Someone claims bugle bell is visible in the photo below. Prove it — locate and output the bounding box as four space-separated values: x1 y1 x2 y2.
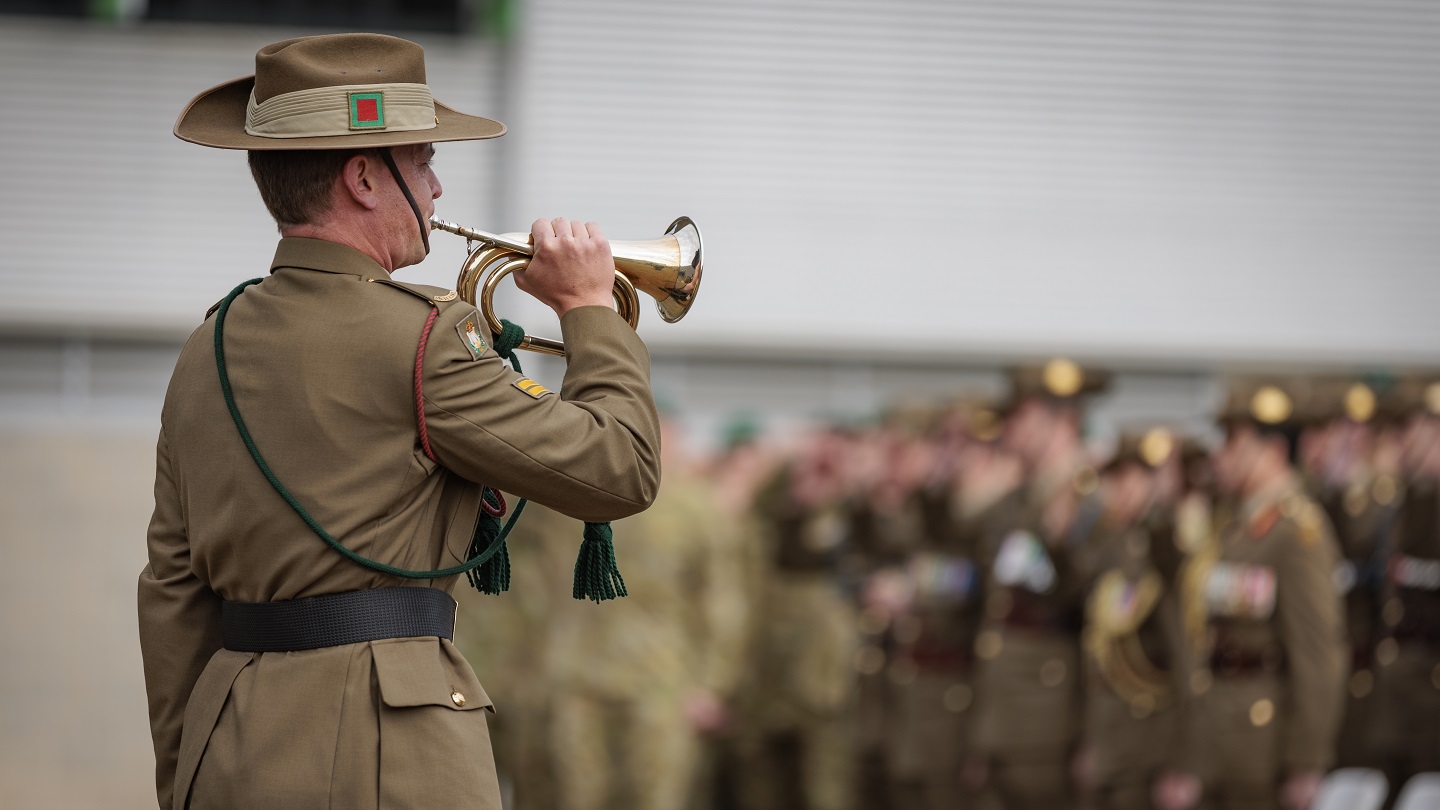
428 216 703 357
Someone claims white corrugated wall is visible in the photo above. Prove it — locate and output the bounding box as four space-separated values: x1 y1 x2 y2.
0 17 503 337
507 0 1440 364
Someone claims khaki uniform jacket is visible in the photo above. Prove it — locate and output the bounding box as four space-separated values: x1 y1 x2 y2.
1184 479 1346 779
1081 519 1200 785
970 470 1105 757
137 238 660 810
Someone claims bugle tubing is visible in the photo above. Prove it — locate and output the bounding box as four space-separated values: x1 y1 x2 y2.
428 216 703 357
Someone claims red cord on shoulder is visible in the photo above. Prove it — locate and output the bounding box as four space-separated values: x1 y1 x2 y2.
414 306 440 464
415 307 505 517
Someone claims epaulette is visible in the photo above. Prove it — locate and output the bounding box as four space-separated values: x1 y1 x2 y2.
1271 493 1325 548
366 277 461 307
1293 498 1326 548
205 297 225 320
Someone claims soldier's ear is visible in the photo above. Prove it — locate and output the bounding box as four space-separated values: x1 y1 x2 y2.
339 151 382 211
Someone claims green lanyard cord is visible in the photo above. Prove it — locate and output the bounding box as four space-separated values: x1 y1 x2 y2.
213 278 518 582
213 278 625 601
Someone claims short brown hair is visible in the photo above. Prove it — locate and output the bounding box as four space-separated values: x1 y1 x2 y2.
247 149 378 228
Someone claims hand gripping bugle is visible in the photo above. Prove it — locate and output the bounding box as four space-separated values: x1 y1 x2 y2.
428 216 704 356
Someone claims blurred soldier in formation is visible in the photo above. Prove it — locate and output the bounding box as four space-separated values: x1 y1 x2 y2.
1374 377 1440 797
693 418 777 810
1296 378 1401 772
1079 428 1203 810
967 358 1111 809
454 504 577 810
541 411 753 810
1177 379 1346 810
884 401 1020 810
845 408 938 808
734 427 860 810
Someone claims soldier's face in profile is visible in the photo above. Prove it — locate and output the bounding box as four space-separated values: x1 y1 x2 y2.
380 143 443 268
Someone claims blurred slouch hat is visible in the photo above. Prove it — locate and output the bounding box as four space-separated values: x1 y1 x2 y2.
1103 426 1180 473
1001 357 1112 413
1217 377 1313 431
1303 376 1390 426
174 33 505 150
1387 375 1440 422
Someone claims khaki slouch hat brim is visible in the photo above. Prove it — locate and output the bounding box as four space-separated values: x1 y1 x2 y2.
175 33 505 150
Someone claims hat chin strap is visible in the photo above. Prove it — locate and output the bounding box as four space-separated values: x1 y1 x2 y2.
380 148 430 256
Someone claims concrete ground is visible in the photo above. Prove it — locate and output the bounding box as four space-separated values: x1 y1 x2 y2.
0 429 159 809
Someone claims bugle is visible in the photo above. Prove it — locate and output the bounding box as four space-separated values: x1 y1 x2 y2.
428 216 703 356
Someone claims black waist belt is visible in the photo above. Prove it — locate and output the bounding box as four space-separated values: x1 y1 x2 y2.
222 588 456 652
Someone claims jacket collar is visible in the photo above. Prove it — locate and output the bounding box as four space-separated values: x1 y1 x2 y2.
270 237 392 281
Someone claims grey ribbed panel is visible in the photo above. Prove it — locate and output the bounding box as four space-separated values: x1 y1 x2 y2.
0 19 503 337
1 7 1437 364
512 0 1440 364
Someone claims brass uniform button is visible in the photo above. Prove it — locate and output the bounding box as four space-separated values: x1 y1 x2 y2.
1039 658 1067 688
1350 669 1374 699
1250 698 1275 727
976 630 1003 660
451 690 466 707
944 683 973 713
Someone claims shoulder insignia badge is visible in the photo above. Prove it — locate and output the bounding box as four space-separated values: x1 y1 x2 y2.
455 315 489 361
434 290 458 302
513 378 554 399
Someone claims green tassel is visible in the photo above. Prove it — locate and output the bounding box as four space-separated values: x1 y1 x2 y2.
465 489 512 595
488 320 628 603
573 521 627 602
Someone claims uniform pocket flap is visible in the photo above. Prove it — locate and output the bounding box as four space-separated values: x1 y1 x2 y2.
371 637 492 711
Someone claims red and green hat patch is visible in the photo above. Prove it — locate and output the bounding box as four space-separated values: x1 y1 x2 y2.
348 91 386 130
